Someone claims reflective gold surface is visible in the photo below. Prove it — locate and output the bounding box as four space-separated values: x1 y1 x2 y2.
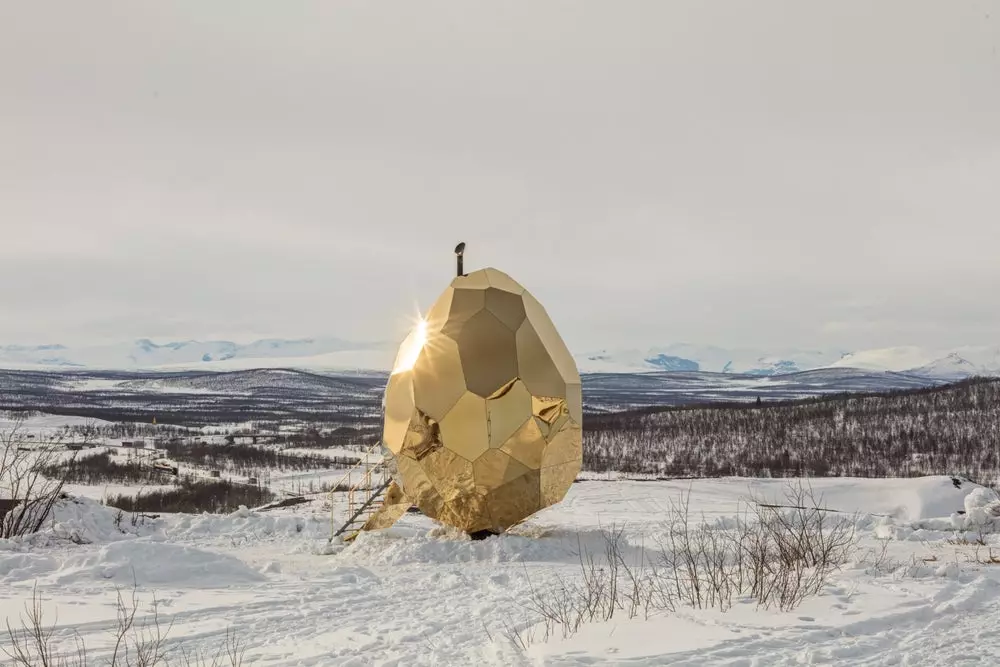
358 481 412 534
381 267 582 534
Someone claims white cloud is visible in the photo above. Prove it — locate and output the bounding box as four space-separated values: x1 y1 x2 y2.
2 1 998 350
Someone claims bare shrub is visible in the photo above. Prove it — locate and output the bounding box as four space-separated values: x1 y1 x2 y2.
161 441 340 476
105 479 275 514
176 628 246 667
654 491 735 611
860 537 899 576
496 611 538 653
1 418 94 539
3 584 86 667
42 452 175 487
743 481 858 610
499 482 859 647
3 583 245 667
971 545 1000 565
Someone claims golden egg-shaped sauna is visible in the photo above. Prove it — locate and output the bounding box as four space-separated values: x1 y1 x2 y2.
363 247 582 537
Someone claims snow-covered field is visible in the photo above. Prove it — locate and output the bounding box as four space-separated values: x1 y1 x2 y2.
0 414 115 439
3 476 1000 665
0 414 368 502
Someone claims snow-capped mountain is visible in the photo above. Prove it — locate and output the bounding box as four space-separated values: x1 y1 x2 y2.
1 339 997 379
578 345 1000 379
0 338 392 371
907 353 982 380
828 347 935 373
578 345 847 376
828 346 1000 378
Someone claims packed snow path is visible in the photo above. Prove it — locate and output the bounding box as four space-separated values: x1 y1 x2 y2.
3 478 1000 665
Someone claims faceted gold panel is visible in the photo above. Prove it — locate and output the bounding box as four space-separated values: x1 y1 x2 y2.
420 447 476 503
473 448 531 489
399 408 442 461
382 371 415 455
532 395 570 440
452 309 518 398
412 334 466 418
487 470 541 531
541 422 583 468
565 383 583 425
484 287 527 331
499 417 546 469
516 321 567 398
454 270 490 290
360 481 412 533
484 267 526 295
522 291 580 385
438 391 489 461
442 288 486 338
532 395 566 425
381 267 582 535
439 492 492 534
487 379 532 448
394 455 445 516
540 461 580 506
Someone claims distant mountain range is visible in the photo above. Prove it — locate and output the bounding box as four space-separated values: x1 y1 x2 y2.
579 344 1000 379
0 338 394 374
1 339 998 380
580 345 844 375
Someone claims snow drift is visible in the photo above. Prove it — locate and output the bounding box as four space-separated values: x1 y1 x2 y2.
52 540 267 587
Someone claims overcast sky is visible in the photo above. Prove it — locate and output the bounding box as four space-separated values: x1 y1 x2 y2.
2 1 998 353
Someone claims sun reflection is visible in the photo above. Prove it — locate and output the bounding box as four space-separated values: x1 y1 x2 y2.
392 318 429 374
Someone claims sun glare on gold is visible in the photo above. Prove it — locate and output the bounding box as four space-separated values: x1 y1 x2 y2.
392 318 428 374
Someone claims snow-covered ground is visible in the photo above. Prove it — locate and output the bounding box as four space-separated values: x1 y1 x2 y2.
0 414 115 439
3 476 1000 665
0 414 368 502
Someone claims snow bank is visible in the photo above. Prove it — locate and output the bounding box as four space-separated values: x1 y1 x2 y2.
743 475 988 521
45 495 159 544
3 535 267 589
963 487 1000 528
1 495 159 547
902 477 990 520
562 476 985 526
0 552 61 584
54 541 267 587
165 505 329 543
3 494 328 556
873 483 1000 540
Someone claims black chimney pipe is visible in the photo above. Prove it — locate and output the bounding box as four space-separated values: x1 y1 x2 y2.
454 242 466 277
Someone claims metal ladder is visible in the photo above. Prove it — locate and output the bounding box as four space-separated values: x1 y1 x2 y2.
330 443 392 539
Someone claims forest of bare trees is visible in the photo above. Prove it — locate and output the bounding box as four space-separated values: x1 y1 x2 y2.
583 378 1000 482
